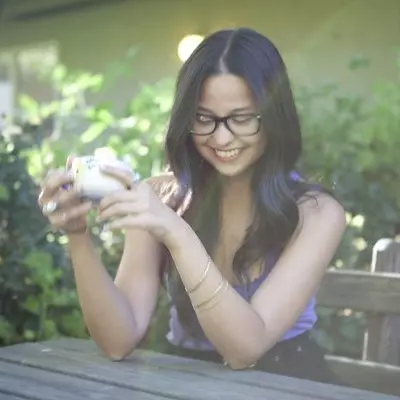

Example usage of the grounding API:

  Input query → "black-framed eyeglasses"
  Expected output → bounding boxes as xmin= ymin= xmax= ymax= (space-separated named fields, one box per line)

xmin=190 ymin=113 xmax=261 ymax=137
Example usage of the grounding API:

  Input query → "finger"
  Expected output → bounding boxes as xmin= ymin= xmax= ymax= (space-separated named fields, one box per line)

xmin=56 ymin=187 xmax=82 ymax=208
xmin=49 ymin=201 xmax=92 ymax=226
xmin=98 ymin=201 xmax=145 ymax=221
xmin=38 ymin=171 xmax=61 ymax=205
xmin=98 ymin=190 xmax=138 ymax=212
xmin=66 ymin=154 xmax=77 ymax=170
xmin=40 ymin=187 xmax=80 ymax=215
xmin=106 ymin=214 xmax=148 ymax=231
xmin=99 ymin=164 xmax=136 ymax=189
xmin=40 ymin=171 xmax=74 ymax=204
xmin=43 ymin=168 xmax=62 ymax=182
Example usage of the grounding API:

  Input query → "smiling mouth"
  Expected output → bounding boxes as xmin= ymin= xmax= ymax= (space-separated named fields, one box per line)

xmin=213 ymin=148 xmax=242 ymax=161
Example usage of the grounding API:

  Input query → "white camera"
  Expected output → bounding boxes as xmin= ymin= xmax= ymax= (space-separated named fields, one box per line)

xmin=71 ymin=155 xmax=132 ymax=202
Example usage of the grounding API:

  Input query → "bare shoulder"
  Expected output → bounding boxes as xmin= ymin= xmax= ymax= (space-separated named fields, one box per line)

xmin=298 ymin=191 xmax=346 ymax=230
xmin=144 ymin=171 xmax=177 ymax=195
xmin=144 ymin=171 xmax=181 ymax=209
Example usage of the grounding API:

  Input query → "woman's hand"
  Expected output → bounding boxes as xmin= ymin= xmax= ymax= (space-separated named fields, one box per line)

xmin=38 ymin=156 xmax=92 ymax=234
xmin=98 ymin=165 xmax=183 ymax=246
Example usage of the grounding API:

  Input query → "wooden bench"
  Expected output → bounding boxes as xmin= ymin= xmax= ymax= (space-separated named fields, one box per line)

xmin=317 ymin=239 xmax=400 ymax=395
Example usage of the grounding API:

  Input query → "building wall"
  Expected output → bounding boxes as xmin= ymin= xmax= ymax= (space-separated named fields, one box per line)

xmin=0 ymin=0 xmax=398 ymax=110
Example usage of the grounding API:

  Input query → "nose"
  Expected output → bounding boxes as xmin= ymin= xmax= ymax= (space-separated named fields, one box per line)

xmin=212 ymin=123 xmax=234 ymax=147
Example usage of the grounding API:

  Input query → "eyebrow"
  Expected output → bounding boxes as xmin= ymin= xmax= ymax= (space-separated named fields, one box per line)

xmin=197 ymin=106 xmax=254 ymax=114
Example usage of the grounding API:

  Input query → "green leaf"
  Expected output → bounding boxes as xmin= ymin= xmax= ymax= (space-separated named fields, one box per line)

xmin=52 ymin=64 xmax=67 ymax=83
xmin=0 ymin=184 xmax=10 ymax=200
xmin=80 ymin=122 xmax=107 ymax=144
xmin=23 ymin=329 xmax=36 ymax=340
xmin=18 ymin=94 xmax=40 ymax=119
xmin=23 ymin=295 xmax=40 ymax=313
xmin=348 ymin=53 xmax=370 ymax=70
xmin=24 ymin=250 xmax=52 ymax=270
xmin=94 ymin=108 xmax=114 ymax=125
xmin=0 ymin=316 xmax=15 ymax=343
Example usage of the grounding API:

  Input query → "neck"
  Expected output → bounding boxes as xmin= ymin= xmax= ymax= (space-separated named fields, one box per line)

xmin=220 ymin=173 xmax=253 ymax=213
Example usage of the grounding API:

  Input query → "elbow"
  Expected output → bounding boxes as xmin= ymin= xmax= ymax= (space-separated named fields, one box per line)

xmin=103 ymin=344 xmax=135 ymax=361
xmin=223 ymin=346 xmax=266 ymax=370
xmin=224 ymin=355 xmax=259 ymax=370
xmin=98 ymin=336 xmax=139 ymax=361
xmin=107 ymin=353 xmax=128 ymax=362
xmin=223 ymin=336 xmax=274 ymax=370
xmin=91 ymin=321 xmax=142 ymax=362
xmin=106 ymin=353 xmax=125 ymax=362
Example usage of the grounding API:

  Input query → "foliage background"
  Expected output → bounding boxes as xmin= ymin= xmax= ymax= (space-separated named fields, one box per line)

xmin=0 ymin=51 xmax=399 ymax=358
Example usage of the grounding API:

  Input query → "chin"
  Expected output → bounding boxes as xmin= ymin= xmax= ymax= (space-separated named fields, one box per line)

xmin=212 ymin=164 xmax=252 ymax=180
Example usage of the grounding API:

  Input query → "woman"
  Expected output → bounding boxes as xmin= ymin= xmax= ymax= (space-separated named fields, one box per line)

xmin=38 ymin=28 xmax=346 ymax=384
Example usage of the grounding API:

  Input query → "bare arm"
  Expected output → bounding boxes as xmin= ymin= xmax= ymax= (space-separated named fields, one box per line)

xmin=167 ymin=193 xmax=346 ymax=368
xmin=68 ymin=227 xmax=162 ymax=360
xmin=68 ymin=174 xmax=176 ymax=360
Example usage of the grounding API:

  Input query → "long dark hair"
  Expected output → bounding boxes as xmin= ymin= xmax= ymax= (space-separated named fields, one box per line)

xmin=164 ymin=28 xmax=322 ymax=340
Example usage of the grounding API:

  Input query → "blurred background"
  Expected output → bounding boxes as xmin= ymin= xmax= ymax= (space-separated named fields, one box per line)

xmin=0 ymin=0 xmax=399 ymax=381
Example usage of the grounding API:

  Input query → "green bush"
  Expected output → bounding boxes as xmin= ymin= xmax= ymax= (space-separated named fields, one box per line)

xmin=0 ymin=125 xmax=87 ymax=345
xmin=1 ymin=52 xmax=398 ymax=360
xmin=297 ymin=56 xmax=400 ymax=356
xmin=0 ymin=55 xmax=174 ymax=348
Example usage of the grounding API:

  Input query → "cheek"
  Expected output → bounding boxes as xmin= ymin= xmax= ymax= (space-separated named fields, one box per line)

xmin=191 ymin=136 xmax=209 ymax=154
xmin=249 ymin=134 xmax=267 ymax=158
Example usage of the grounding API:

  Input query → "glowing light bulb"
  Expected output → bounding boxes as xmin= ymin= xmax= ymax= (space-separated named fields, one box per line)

xmin=177 ymin=34 xmax=204 ymax=62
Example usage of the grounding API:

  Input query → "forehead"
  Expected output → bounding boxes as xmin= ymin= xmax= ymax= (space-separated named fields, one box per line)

xmin=198 ymin=74 xmax=255 ymax=113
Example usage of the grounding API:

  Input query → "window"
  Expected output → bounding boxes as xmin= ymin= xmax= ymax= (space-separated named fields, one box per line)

xmin=0 ymin=53 xmax=13 ymax=121
xmin=0 ymin=42 xmax=58 ymax=122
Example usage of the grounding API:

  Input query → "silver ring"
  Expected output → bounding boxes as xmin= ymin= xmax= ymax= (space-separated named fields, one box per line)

xmin=56 ymin=211 xmax=67 ymax=221
xmin=42 ymin=200 xmax=58 ymax=214
xmin=132 ymin=172 xmax=140 ymax=184
xmin=127 ymin=172 xmax=141 ymax=190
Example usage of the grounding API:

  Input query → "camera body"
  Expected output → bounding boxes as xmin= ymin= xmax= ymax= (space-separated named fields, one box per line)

xmin=71 ymin=155 xmax=131 ymax=202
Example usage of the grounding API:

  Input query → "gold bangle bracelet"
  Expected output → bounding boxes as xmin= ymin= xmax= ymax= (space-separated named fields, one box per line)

xmin=223 ymin=359 xmax=257 ymax=369
xmin=193 ymin=277 xmax=229 ymax=311
xmin=185 ymin=255 xmax=211 ymax=294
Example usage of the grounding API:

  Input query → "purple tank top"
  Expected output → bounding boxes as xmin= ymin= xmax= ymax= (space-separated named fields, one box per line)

xmin=166 ymin=171 xmax=317 ymax=350
xmin=166 ymin=256 xmax=318 ymax=350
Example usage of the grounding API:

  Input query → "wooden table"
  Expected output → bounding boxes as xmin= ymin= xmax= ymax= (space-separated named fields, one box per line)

xmin=0 ymin=338 xmax=397 ymax=399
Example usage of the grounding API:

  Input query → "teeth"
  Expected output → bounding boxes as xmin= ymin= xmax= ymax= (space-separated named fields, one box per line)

xmin=215 ymin=149 xmax=240 ymax=159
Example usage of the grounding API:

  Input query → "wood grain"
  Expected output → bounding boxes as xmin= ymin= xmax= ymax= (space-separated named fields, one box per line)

xmin=0 ymin=359 xmax=165 ymax=400
xmin=326 ymin=355 xmax=400 ymax=395
xmin=0 ymin=345 xmax=320 ymax=400
xmin=365 ymin=240 xmax=400 ymax=364
xmin=0 ymin=394 xmax=28 ymax=400
xmin=318 ymin=269 xmax=400 ymax=313
xmin=0 ymin=339 xmax=397 ymax=400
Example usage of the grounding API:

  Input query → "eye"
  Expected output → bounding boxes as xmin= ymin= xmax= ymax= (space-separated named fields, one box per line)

xmin=195 ymin=113 xmax=214 ymax=124
xmin=230 ymin=114 xmax=256 ymax=124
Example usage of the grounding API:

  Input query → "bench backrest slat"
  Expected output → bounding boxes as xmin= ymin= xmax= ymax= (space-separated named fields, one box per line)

xmin=318 ymin=270 xmax=400 ymax=314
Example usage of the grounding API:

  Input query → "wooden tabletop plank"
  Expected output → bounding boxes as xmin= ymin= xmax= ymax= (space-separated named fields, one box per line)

xmin=40 ymin=338 xmax=399 ymax=399
xmin=0 ymin=339 xmax=397 ymax=400
xmin=0 ymin=393 xmax=29 ymax=400
xmin=0 ymin=360 xmax=165 ymax=400
xmin=0 ymin=346 xmax=314 ymax=400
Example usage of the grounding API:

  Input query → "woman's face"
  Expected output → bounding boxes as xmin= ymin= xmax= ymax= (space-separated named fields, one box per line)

xmin=191 ymin=74 xmax=266 ymax=178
